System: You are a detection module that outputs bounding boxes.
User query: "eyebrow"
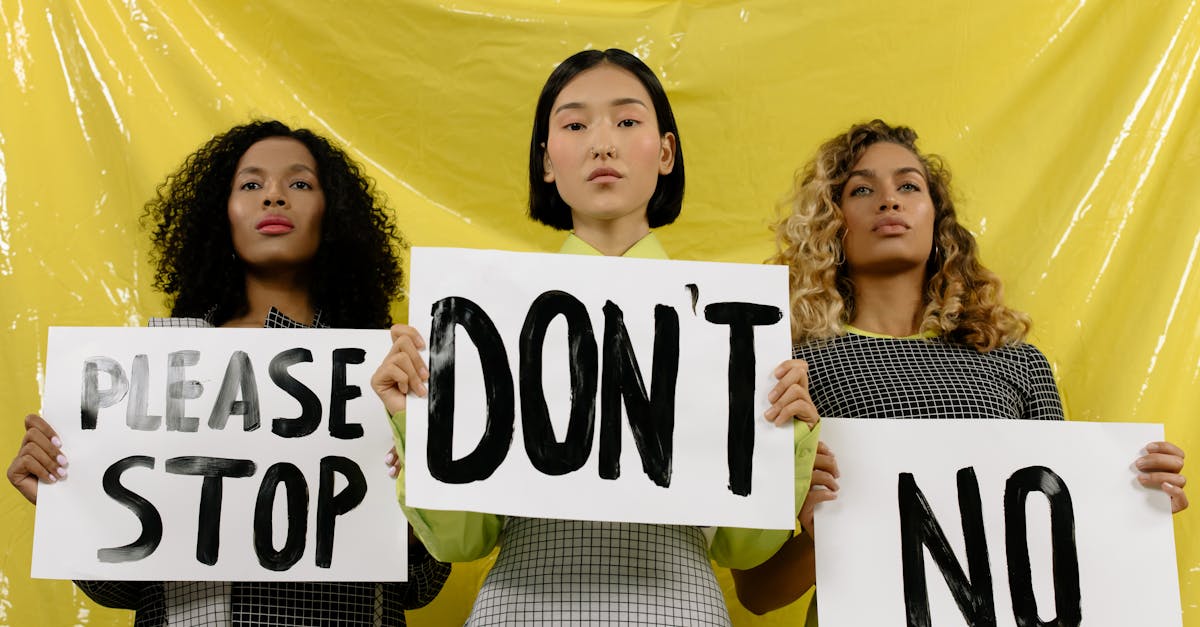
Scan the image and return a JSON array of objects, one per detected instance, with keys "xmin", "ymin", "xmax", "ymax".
[
  {"xmin": 847, "ymin": 166, "xmax": 927, "ymax": 181},
  {"xmin": 235, "ymin": 164, "xmax": 317, "ymax": 177},
  {"xmin": 553, "ymin": 97, "xmax": 649, "ymax": 115}
]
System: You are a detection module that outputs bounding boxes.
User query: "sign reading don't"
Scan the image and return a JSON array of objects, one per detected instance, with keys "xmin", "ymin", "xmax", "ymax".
[{"xmin": 404, "ymin": 247, "xmax": 797, "ymax": 530}]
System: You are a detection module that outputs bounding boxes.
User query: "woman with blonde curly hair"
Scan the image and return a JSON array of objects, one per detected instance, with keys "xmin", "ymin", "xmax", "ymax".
[{"xmin": 731, "ymin": 119, "xmax": 1189, "ymax": 618}]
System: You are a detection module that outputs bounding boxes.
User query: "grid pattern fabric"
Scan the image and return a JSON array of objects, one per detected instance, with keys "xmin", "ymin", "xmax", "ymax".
[
  {"xmin": 466, "ymin": 518, "xmax": 732, "ymax": 626},
  {"xmin": 795, "ymin": 333, "xmax": 1064, "ymax": 421},
  {"xmin": 72, "ymin": 309, "xmax": 450, "ymax": 626}
]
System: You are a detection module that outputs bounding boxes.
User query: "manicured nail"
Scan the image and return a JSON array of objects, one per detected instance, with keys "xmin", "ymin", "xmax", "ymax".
[
  {"xmin": 46, "ymin": 474, "xmax": 56, "ymax": 483},
  {"xmin": 57, "ymin": 454, "xmax": 68, "ymax": 467},
  {"xmin": 57, "ymin": 467, "xmax": 68, "ymax": 478},
  {"xmin": 51, "ymin": 437, "xmax": 62, "ymax": 447},
  {"xmin": 384, "ymin": 452, "xmax": 396, "ymax": 465},
  {"xmin": 388, "ymin": 466, "xmax": 398, "ymax": 478}
]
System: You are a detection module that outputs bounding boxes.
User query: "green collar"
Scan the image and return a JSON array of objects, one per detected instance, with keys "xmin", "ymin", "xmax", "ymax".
[
  {"xmin": 844, "ymin": 323, "xmax": 938, "ymax": 340},
  {"xmin": 559, "ymin": 232, "xmax": 668, "ymax": 259}
]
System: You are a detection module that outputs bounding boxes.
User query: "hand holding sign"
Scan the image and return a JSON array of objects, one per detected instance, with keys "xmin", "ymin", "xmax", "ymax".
[
  {"xmin": 7, "ymin": 414, "xmax": 67, "ymax": 504},
  {"xmin": 371, "ymin": 324, "xmax": 430, "ymax": 415},
  {"xmin": 1137, "ymin": 441, "xmax": 1188, "ymax": 512}
]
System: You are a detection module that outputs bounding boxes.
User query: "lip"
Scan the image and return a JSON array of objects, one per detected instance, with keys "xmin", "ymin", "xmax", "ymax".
[
  {"xmin": 256, "ymin": 214, "xmax": 295, "ymax": 234},
  {"xmin": 587, "ymin": 167, "xmax": 622, "ymax": 183},
  {"xmin": 872, "ymin": 216, "xmax": 910, "ymax": 234}
]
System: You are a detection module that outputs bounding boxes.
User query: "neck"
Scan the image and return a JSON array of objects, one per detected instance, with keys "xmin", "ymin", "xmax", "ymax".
[
  {"xmin": 571, "ymin": 212, "xmax": 650, "ymax": 257},
  {"xmin": 848, "ymin": 266, "xmax": 927, "ymax": 337},
  {"xmin": 222, "ymin": 268, "xmax": 315, "ymax": 328}
]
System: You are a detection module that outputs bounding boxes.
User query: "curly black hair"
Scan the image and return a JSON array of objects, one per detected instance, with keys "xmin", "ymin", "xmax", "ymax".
[{"xmin": 143, "ymin": 120, "xmax": 405, "ymax": 329}]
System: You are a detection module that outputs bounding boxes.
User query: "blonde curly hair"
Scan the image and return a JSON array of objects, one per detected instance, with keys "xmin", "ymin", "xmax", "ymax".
[{"xmin": 770, "ymin": 119, "xmax": 1030, "ymax": 352}]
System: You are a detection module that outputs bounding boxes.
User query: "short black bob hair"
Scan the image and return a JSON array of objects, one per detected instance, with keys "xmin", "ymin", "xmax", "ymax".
[{"xmin": 528, "ymin": 48, "xmax": 685, "ymax": 231}]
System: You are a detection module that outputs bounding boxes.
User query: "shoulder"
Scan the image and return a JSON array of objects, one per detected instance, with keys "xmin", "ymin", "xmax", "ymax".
[{"xmin": 147, "ymin": 316, "xmax": 211, "ymax": 328}]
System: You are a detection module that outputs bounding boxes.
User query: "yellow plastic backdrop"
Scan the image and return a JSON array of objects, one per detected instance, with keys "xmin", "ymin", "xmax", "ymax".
[{"xmin": 2, "ymin": 1, "xmax": 1198, "ymax": 625}]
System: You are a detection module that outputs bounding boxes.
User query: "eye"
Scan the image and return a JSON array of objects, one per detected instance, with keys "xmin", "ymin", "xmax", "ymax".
[
  {"xmin": 617, "ymin": 119, "xmax": 639, "ymax": 128},
  {"xmin": 239, "ymin": 181, "xmax": 261, "ymax": 191},
  {"xmin": 564, "ymin": 122, "xmax": 585, "ymax": 131},
  {"xmin": 899, "ymin": 182, "xmax": 921, "ymax": 192},
  {"xmin": 291, "ymin": 180, "xmax": 314, "ymax": 190},
  {"xmin": 849, "ymin": 185, "xmax": 872, "ymax": 197}
]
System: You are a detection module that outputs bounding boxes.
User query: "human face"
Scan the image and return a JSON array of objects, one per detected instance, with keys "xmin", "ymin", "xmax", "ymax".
[
  {"xmin": 227, "ymin": 137, "xmax": 325, "ymax": 274},
  {"xmin": 542, "ymin": 63, "xmax": 676, "ymax": 232},
  {"xmin": 839, "ymin": 142, "xmax": 936, "ymax": 277}
]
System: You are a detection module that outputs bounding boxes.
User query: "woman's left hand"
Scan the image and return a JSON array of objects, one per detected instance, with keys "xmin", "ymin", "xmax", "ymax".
[
  {"xmin": 764, "ymin": 359, "xmax": 819, "ymax": 428},
  {"xmin": 1136, "ymin": 441, "xmax": 1187, "ymax": 513}
]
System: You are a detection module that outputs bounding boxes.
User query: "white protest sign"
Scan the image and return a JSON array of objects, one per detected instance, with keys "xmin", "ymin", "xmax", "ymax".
[
  {"xmin": 404, "ymin": 247, "xmax": 795, "ymax": 529},
  {"xmin": 33, "ymin": 327, "xmax": 408, "ymax": 581},
  {"xmin": 814, "ymin": 418, "xmax": 1180, "ymax": 627}
]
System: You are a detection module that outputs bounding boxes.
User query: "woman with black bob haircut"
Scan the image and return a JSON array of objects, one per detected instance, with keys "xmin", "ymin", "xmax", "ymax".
[
  {"xmin": 528, "ymin": 47, "xmax": 685, "ymax": 232},
  {"xmin": 374, "ymin": 48, "xmax": 819, "ymax": 625},
  {"xmin": 8, "ymin": 119, "xmax": 449, "ymax": 625},
  {"xmin": 147, "ymin": 119, "xmax": 402, "ymax": 329}
]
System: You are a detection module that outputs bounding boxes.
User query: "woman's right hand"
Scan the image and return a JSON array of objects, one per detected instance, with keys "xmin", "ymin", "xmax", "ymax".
[
  {"xmin": 799, "ymin": 440, "xmax": 839, "ymax": 537},
  {"xmin": 371, "ymin": 324, "xmax": 430, "ymax": 416},
  {"xmin": 6, "ymin": 413, "xmax": 67, "ymax": 505}
]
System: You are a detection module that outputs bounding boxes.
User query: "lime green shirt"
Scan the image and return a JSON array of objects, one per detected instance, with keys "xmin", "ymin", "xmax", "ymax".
[{"xmin": 392, "ymin": 232, "xmax": 820, "ymax": 569}]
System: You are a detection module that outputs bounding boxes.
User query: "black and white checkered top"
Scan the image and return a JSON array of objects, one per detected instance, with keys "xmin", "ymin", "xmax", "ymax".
[
  {"xmin": 74, "ymin": 308, "xmax": 451, "ymax": 626},
  {"xmin": 466, "ymin": 518, "xmax": 731, "ymax": 626},
  {"xmin": 794, "ymin": 331, "xmax": 1064, "ymax": 421}
]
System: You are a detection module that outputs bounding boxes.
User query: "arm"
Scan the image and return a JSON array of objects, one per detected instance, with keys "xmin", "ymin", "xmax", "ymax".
[
  {"xmin": 73, "ymin": 580, "xmax": 158, "ymax": 610},
  {"xmin": 712, "ymin": 359, "xmax": 823, "ymax": 570},
  {"xmin": 731, "ymin": 439, "xmax": 839, "ymax": 614},
  {"xmin": 388, "ymin": 410, "xmax": 505, "ymax": 562},
  {"xmin": 397, "ymin": 539, "xmax": 452, "ymax": 609},
  {"xmin": 710, "ymin": 423, "xmax": 821, "ymax": 569},
  {"xmin": 373, "ymin": 325, "xmax": 505, "ymax": 563}
]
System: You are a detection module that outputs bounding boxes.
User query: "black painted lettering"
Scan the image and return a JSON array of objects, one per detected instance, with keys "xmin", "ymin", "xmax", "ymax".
[
  {"xmin": 269, "ymin": 348, "xmax": 322, "ymax": 438},
  {"xmin": 165, "ymin": 456, "xmax": 256, "ymax": 566},
  {"xmin": 125, "ymin": 354, "xmax": 161, "ymax": 431},
  {"xmin": 426, "ymin": 297, "xmax": 515, "ymax": 484},
  {"xmin": 254, "ymin": 462, "xmax": 308, "ymax": 571},
  {"xmin": 165, "ymin": 350, "xmax": 203, "ymax": 432},
  {"xmin": 598, "ymin": 301, "xmax": 678, "ymax": 488},
  {"xmin": 329, "ymin": 348, "xmax": 365, "ymax": 440},
  {"xmin": 519, "ymin": 291, "xmax": 597, "ymax": 475},
  {"xmin": 81, "ymin": 356, "xmax": 129, "ymax": 430},
  {"xmin": 1004, "ymin": 466, "xmax": 1082, "ymax": 627},
  {"xmin": 703, "ymin": 302, "xmax": 782, "ymax": 496},
  {"xmin": 898, "ymin": 468, "xmax": 996, "ymax": 627},
  {"xmin": 315, "ymin": 456, "xmax": 366, "ymax": 568},
  {"xmin": 208, "ymin": 350, "xmax": 261, "ymax": 431},
  {"xmin": 97, "ymin": 455, "xmax": 162, "ymax": 563}
]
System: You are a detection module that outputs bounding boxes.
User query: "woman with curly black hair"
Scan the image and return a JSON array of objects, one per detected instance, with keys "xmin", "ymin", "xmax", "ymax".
[
  {"xmin": 145, "ymin": 119, "xmax": 403, "ymax": 329},
  {"xmin": 7, "ymin": 120, "xmax": 449, "ymax": 625}
]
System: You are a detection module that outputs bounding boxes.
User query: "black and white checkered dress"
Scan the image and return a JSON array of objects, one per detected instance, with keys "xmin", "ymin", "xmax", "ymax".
[
  {"xmin": 466, "ymin": 518, "xmax": 731, "ymax": 626},
  {"xmin": 73, "ymin": 309, "xmax": 451, "ymax": 626},
  {"xmin": 795, "ymin": 332, "xmax": 1064, "ymax": 421}
]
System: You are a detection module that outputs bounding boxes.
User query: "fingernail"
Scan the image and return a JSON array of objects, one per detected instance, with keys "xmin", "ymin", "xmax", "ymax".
[
  {"xmin": 57, "ymin": 454, "xmax": 68, "ymax": 467},
  {"xmin": 57, "ymin": 467, "xmax": 68, "ymax": 478},
  {"xmin": 421, "ymin": 368, "xmax": 429, "ymax": 379},
  {"xmin": 47, "ymin": 474, "xmax": 56, "ymax": 483},
  {"xmin": 384, "ymin": 453, "xmax": 395, "ymax": 465},
  {"xmin": 51, "ymin": 437, "xmax": 62, "ymax": 447},
  {"xmin": 388, "ymin": 466, "xmax": 398, "ymax": 478},
  {"xmin": 1135, "ymin": 459, "xmax": 1147, "ymax": 470}
]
